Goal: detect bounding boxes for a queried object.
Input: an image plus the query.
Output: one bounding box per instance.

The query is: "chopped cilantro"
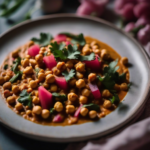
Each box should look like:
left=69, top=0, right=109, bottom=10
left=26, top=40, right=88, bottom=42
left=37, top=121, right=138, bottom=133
left=3, top=64, right=8, bottom=70
left=11, top=57, right=21, bottom=73
left=18, top=90, right=32, bottom=108
left=109, top=94, right=120, bottom=104
left=35, top=68, right=40, bottom=77
left=82, top=103, right=100, bottom=111
left=9, top=71, right=22, bottom=83
left=31, top=33, right=53, bottom=47
left=62, top=69, right=75, bottom=82
left=78, top=53, right=95, bottom=61
left=60, top=32, right=86, bottom=46
left=50, top=108, right=55, bottom=114
left=52, top=93, right=67, bottom=101
left=50, top=42, right=66, bottom=51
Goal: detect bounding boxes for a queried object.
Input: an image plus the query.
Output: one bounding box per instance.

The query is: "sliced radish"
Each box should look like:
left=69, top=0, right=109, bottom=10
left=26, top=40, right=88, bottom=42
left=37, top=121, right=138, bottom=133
left=38, top=86, right=53, bottom=109
left=65, top=41, right=71, bottom=45
left=53, top=114, right=64, bottom=123
left=89, top=83, right=101, bottom=99
left=43, top=54, right=57, bottom=70
left=28, top=45, right=40, bottom=57
left=74, top=104, right=83, bottom=118
left=83, top=55, right=101, bottom=71
left=55, top=76, right=68, bottom=91
left=54, top=34, right=67, bottom=43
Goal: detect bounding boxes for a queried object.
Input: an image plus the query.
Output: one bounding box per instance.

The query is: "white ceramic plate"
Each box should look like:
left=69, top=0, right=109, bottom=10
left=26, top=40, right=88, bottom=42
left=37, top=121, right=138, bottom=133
left=0, top=14, right=150, bottom=142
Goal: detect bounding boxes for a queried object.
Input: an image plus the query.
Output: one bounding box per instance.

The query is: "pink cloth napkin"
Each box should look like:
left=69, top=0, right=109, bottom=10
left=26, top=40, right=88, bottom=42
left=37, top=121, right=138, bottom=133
left=66, top=54, right=150, bottom=150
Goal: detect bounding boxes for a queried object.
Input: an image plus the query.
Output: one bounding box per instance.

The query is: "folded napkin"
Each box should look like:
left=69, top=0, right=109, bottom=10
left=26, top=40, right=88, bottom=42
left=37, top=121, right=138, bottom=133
left=66, top=79, right=150, bottom=150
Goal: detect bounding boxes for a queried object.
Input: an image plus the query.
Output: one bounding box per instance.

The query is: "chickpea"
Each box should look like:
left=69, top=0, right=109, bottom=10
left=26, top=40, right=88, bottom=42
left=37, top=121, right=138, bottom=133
left=54, top=102, right=63, bottom=112
left=75, top=62, right=85, bottom=72
left=76, top=72, right=84, bottom=79
left=12, top=49, right=19, bottom=58
left=23, top=66, right=33, bottom=74
left=0, top=76, right=5, bottom=85
left=26, top=110, right=32, bottom=115
left=4, top=90, right=12, bottom=98
left=68, top=93, right=78, bottom=102
left=45, top=74, right=55, bottom=84
left=93, top=49, right=100, bottom=55
left=102, top=89, right=112, bottom=98
left=68, top=117, right=78, bottom=124
left=66, top=105, right=75, bottom=114
left=4, top=75, right=10, bottom=82
left=121, top=57, right=128, bottom=65
left=92, top=45, right=99, bottom=50
left=35, top=54, right=43, bottom=63
left=79, top=95, right=88, bottom=104
left=57, top=62, right=66, bottom=71
left=21, top=58, right=29, bottom=68
left=38, top=72, right=45, bottom=82
left=12, top=85, right=20, bottom=94
left=41, top=109, right=50, bottom=119
left=29, top=59, right=37, bottom=67
left=69, top=78, right=76, bottom=86
left=80, top=107, right=89, bottom=116
left=32, top=96, right=40, bottom=104
left=45, top=71, right=53, bottom=76
left=15, top=103, right=23, bottom=111
left=27, top=88, right=33, bottom=93
left=43, top=82, right=50, bottom=89
left=50, top=84, right=58, bottom=92
left=3, top=82, right=11, bottom=90
left=76, top=79, right=85, bottom=88
left=91, top=41, right=98, bottom=47
left=28, top=41, right=34, bottom=47
left=81, top=88, right=91, bottom=97
left=40, top=47, right=46, bottom=52
left=7, top=96, right=16, bottom=104
left=25, top=54, right=31, bottom=59
left=29, top=80, right=38, bottom=89
left=53, top=67, right=61, bottom=76
left=66, top=60, right=74, bottom=69
left=114, top=84, right=120, bottom=92
left=32, top=106, right=42, bottom=115
left=88, top=73, right=96, bottom=82
left=101, top=49, right=110, bottom=60
left=120, top=83, right=128, bottom=91
left=82, top=46, right=91, bottom=55
left=89, top=110, right=97, bottom=119
left=19, top=84, right=28, bottom=91
left=103, top=100, right=112, bottom=109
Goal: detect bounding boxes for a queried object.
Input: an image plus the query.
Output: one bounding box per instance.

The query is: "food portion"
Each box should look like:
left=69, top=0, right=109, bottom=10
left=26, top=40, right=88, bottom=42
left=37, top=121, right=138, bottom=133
left=0, top=32, right=130, bottom=126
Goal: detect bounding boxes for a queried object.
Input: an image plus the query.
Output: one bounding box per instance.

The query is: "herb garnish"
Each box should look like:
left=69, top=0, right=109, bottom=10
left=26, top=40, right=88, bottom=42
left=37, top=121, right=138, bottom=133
left=62, top=69, right=75, bottom=82
left=50, top=108, right=55, bottom=114
left=35, top=68, right=41, bottom=77
left=60, top=32, right=86, bottom=46
left=18, top=90, right=32, bottom=108
left=78, top=53, right=95, bottom=61
left=52, top=93, right=67, bottom=101
left=109, top=94, right=120, bottom=104
left=11, top=57, right=21, bottom=73
left=3, top=64, right=8, bottom=70
left=50, top=42, right=66, bottom=51
left=9, top=71, right=22, bottom=83
left=82, top=103, right=100, bottom=111
left=31, top=33, right=53, bottom=47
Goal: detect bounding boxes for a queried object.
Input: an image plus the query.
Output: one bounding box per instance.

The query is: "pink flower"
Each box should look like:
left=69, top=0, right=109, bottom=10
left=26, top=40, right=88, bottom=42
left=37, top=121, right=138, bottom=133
left=76, top=0, right=108, bottom=17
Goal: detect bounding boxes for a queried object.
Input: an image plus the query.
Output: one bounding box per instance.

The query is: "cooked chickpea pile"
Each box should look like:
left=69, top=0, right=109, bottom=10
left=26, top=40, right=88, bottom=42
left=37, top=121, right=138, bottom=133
left=0, top=35, right=130, bottom=125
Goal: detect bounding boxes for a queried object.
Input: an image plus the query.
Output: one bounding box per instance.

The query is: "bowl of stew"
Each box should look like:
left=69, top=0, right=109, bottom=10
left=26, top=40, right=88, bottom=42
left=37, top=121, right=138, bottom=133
left=0, top=14, right=149, bottom=142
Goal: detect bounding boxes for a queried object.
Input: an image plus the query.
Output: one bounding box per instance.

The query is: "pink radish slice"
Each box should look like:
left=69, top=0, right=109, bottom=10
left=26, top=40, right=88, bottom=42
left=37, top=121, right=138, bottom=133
left=74, top=104, right=83, bottom=118
left=43, top=54, right=57, bottom=70
left=54, top=34, right=67, bottom=43
left=38, top=86, right=53, bottom=109
left=55, top=76, right=68, bottom=90
left=65, top=41, right=71, bottom=45
left=28, top=45, right=40, bottom=57
left=83, top=54, right=101, bottom=71
left=53, top=114, right=64, bottom=123
left=89, top=83, right=101, bottom=99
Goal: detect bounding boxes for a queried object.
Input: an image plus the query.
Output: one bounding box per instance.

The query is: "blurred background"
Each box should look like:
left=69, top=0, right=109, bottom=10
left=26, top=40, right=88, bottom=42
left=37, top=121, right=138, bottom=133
left=0, top=0, right=150, bottom=150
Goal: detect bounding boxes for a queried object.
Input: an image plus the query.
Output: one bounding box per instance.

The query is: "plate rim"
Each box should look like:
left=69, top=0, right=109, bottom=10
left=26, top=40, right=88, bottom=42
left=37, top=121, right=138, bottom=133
left=0, top=13, right=150, bottom=142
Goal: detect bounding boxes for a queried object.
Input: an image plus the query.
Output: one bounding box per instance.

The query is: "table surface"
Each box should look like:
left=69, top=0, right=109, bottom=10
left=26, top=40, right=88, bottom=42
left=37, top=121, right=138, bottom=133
left=0, top=1, right=117, bottom=150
